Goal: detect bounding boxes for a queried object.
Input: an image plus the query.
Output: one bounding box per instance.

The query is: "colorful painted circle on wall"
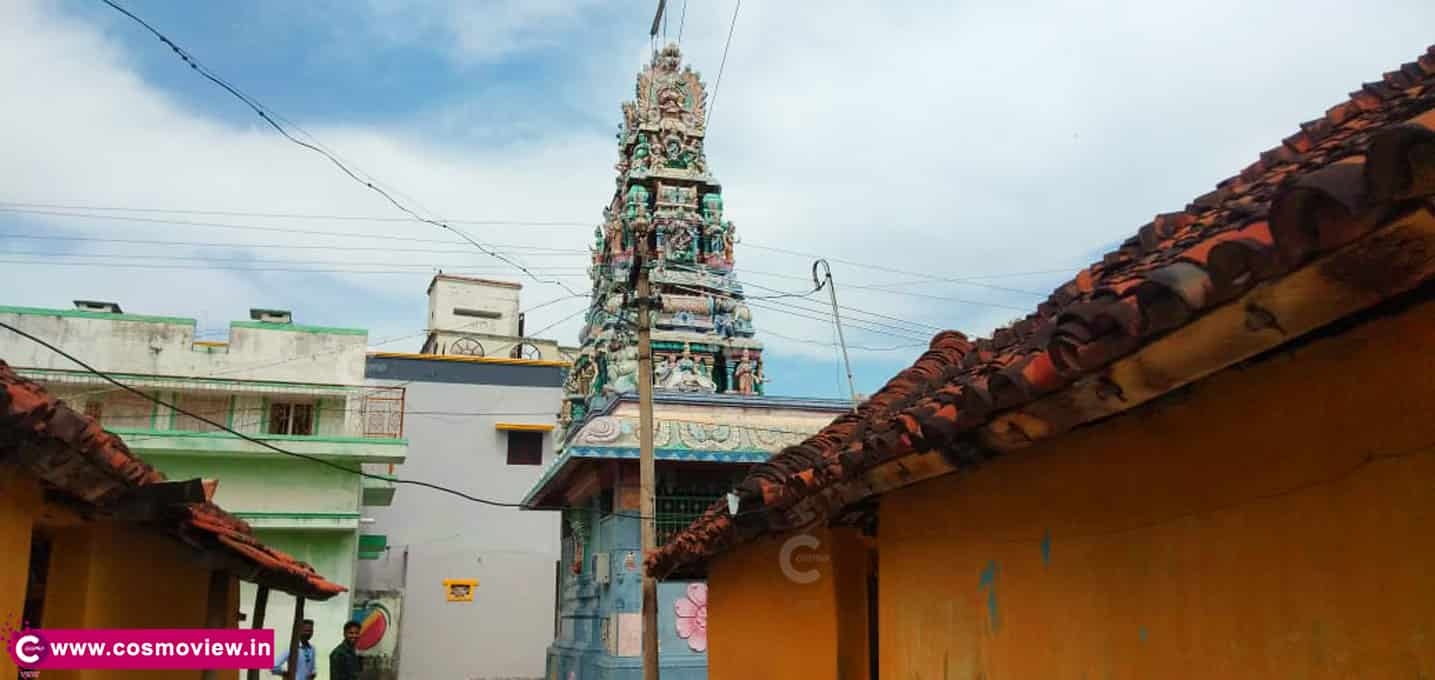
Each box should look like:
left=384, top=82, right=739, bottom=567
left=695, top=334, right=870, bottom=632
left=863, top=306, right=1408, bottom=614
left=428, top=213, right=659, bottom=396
left=351, top=602, right=391, bottom=652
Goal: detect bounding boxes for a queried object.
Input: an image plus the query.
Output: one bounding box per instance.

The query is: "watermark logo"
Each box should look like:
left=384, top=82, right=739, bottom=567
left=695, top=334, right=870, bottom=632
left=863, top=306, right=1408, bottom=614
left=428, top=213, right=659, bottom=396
left=12, top=631, right=49, bottom=666
left=778, top=533, right=829, bottom=584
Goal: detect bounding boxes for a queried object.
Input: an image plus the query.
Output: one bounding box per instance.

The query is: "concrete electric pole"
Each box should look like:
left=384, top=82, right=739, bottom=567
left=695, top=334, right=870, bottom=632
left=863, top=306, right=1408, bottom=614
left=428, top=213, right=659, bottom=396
left=634, top=212, right=661, bottom=680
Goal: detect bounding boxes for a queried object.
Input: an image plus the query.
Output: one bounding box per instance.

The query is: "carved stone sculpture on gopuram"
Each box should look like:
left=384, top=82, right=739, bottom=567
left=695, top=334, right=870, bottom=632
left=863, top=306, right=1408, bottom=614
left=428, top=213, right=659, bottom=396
left=560, top=44, right=766, bottom=431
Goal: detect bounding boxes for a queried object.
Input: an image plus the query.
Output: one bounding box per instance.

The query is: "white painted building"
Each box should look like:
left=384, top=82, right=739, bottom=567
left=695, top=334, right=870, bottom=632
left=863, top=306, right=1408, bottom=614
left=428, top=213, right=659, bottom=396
left=422, top=274, right=580, bottom=362
left=0, top=301, right=408, bottom=679
left=356, top=275, right=569, bottom=680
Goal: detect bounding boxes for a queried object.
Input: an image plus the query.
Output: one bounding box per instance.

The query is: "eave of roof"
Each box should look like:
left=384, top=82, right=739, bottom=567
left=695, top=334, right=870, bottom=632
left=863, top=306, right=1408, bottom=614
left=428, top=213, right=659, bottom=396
left=647, top=45, right=1435, bottom=579
left=0, top=361, right=346, bottom=600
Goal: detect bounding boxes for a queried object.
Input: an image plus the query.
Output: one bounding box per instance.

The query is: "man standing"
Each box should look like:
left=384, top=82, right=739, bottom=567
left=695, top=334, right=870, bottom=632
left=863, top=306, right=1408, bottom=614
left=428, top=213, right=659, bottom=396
left=272, top=619, right=317, bottom=680
left=329, top=621, right=364, bottom=680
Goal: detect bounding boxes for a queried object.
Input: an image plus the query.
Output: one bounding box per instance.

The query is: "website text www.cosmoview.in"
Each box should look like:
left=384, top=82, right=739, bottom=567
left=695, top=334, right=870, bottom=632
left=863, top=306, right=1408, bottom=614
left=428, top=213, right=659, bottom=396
left=8, top=628, right=275, bottom=671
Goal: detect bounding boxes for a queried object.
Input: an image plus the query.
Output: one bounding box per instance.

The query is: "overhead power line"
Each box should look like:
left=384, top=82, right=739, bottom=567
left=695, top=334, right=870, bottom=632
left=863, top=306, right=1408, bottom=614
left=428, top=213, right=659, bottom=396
left=0, top=202, right=592, bottom=228
left=739, top=278, right=943, bottom=332
left=0, top=231, right=586, bottom=255
left=759, top=326, right=926, bottom=352
left=706, top=0, right=742, bottom=129
left=658, top=277, right=936, bottom=340
left=1, top=317, right=528, bottom=509
left=741, top=242, right=1045, bottom=297
left=525, top=306, right=591, bottom=339
left=97, top=0, right=583, bottom=296
left=0, top=320, right=852, bottom=522
left=0, top=201, right=1076, bottom=292
left=0, top=251, right=593, bottom=270
left=735, top=268, right=1034, bottom=311
left=0, top=207, right=573, bottom=245
left=659, top=282, right=938, bottom=342
left=0, top=259, right=592, bottom=277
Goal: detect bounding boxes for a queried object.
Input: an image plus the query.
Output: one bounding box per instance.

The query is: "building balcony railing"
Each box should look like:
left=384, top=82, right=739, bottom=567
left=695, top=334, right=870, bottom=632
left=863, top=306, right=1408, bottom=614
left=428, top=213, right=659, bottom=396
left=358, top=386, right=406, bottom=439
left=18, top=368, right=409, bottom=443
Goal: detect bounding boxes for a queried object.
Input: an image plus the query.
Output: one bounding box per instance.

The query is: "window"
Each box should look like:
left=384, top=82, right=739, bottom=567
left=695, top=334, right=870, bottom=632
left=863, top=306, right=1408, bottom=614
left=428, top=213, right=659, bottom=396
left=506, top=431, right=543, bottom=465
left=268, top=402, right=315, bottom=436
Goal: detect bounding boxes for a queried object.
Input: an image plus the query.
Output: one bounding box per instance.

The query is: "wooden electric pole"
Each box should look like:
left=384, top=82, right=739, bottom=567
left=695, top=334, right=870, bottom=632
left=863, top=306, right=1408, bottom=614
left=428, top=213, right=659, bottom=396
left=635, top=214, right=661, bottom=680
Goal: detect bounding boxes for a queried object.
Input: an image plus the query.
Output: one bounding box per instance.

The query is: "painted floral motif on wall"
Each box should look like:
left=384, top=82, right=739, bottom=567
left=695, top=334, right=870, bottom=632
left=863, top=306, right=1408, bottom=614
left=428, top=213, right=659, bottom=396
left=673, top=583, right=708, bottom=652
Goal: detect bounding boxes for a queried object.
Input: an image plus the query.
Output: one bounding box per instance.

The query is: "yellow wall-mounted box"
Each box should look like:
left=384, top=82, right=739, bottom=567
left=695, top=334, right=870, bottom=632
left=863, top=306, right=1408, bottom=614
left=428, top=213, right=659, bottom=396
left=443, top=578, right=478, bottom=602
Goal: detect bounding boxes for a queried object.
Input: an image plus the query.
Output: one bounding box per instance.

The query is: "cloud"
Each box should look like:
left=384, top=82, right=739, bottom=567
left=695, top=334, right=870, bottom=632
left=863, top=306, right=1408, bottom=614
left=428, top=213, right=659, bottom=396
left=358, top=0, right=619, bottom=66
left=0, top=0, right=609, bottom=348
left=2, top=0, right=1433, bottom=378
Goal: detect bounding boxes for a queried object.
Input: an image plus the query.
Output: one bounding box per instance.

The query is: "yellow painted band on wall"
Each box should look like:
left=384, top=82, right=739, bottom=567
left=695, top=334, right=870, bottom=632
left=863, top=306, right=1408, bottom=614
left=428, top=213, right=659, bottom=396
left=369, top=351, right=570, bottom=368
left=495, top=423, right=555, bottom=432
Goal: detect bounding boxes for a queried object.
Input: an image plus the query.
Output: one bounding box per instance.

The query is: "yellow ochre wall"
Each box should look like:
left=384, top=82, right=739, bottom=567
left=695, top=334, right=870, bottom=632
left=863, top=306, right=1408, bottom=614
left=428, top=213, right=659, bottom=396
left=703, top=296, right=1435, bottom=679
left=707, top=526, right=873, bottom=680
left=0, top=472, right=43, bottom=678
left=878, top=297, right=1435, bottom=679
left=42, top=522, right=239, bottom=680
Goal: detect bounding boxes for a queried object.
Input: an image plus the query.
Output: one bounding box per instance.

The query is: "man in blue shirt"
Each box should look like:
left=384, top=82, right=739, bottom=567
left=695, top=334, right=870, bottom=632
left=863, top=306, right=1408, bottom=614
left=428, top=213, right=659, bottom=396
left=272, top=619, right=317, bottom=680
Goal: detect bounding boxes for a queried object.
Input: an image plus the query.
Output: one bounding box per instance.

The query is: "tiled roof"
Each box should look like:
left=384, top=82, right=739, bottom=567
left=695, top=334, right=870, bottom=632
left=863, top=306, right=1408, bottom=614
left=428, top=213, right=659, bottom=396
left=0, top=361, right=346, bottom=600
left=648, top=45, right=1435, bottom=578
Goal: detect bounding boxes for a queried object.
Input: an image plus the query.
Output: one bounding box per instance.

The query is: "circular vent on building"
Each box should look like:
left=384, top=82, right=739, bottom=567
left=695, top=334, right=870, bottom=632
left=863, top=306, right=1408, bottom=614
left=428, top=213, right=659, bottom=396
left=511, top=342, right=542, bottom=360
left=450, top=336, right=486, bottom=357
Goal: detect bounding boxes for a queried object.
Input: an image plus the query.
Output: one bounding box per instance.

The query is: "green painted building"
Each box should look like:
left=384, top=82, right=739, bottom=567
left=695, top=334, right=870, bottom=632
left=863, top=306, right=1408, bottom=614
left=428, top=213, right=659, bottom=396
left=0, top=302, right=407, bottom=679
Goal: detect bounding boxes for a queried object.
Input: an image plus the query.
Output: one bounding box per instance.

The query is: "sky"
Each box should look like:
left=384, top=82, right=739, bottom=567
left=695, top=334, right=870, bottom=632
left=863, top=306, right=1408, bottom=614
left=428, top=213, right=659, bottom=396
left=1, top=0, right=1432, bottom=399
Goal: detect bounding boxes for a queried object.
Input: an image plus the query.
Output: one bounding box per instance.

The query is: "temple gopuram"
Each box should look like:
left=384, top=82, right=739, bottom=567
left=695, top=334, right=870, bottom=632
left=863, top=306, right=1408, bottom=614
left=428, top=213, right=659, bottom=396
left=522, top=45, right=851, bottom=680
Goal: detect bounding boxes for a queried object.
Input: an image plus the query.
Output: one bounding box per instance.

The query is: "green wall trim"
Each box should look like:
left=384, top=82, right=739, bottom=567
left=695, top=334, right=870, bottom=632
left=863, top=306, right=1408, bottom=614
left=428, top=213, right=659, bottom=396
left=230, top=320, right=368, bottom=336
left=260, top=397, right=270, bottom=434
left=18, top=367, right=357, bottom=392
left=313, top=399, right=323, bottom=435
left=0, top=305, right=196, bottom=326
left=106, top=427, right=408, bottom=446
left=149, top=392, right=160, bottom=430
left=233, top=512, right=362, bottom=519
left=226, top=395, right=236, bottom=429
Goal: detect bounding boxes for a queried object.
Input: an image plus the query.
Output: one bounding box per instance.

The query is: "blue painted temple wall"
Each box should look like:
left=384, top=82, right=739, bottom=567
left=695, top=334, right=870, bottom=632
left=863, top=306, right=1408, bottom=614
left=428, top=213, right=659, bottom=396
left=546, top=503, right=707, bottom=680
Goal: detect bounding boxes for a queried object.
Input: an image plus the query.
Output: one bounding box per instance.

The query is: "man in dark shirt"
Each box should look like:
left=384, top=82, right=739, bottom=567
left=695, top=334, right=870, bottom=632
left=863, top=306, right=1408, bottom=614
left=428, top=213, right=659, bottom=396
left=329, top=622, right=363, bottom=680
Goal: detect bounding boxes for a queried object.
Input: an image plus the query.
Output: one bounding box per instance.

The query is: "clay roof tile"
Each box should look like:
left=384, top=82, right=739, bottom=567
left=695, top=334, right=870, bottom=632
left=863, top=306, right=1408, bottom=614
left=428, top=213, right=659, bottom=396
left=0, top=363, right=345, bottom=600
left=645, top=44, right=1435, bottom=579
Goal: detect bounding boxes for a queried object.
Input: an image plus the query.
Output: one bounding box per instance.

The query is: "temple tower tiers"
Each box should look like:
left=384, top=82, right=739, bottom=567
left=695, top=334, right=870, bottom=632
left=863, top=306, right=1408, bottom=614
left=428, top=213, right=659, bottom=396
left=561, top=44, right=766, bottom=429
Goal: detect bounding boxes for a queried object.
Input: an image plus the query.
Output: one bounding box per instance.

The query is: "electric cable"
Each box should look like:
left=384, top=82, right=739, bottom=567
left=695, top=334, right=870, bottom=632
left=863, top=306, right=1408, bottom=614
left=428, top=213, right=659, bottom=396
left=677, top=0, right=688, bottom=42
left=0, top=202, right=1081, bottom=293
left=1, top=318, right=526, bottom=509
left=0, top=202, right=591, bottom=227
left=661, top=262, right=944, bottom=333
left=660, top=281, right=939, bottom=342
left=0, top=259, right=593, bottom=277
left=96, top=0, right=584, bottom=296
left=1, top=319, right=838, bottom=522
left=0, top=231, right=586, bottom=255
left=0, top=251, right=592, bottom=269
left=705, top=0, right=741, bottom=128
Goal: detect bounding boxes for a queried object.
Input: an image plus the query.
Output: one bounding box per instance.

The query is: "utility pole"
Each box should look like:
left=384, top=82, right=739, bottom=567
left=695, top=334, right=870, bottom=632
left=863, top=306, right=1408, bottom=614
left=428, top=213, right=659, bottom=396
left=634, top=212, right=661, bottom=680
left=814, top=259, right=860, bottom=411
left=649, top=0, right=668, bottom=38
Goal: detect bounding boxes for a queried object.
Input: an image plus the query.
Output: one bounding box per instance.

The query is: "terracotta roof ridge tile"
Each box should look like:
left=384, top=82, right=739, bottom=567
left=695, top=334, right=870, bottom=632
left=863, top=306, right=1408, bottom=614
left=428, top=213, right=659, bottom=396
left=0, top=360, right=345, bottom=599
left=645, top=44, right=1435, bottom=579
